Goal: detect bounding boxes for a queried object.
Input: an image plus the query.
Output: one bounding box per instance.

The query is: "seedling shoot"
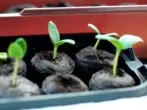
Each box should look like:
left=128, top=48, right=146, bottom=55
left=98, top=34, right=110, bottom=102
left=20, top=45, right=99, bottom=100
left=95, top=34, right=143, bottom=78
left=48, top=21, right=75, bottom=59
left=88, top=24, right=118, bottom=49
left=8, top=38, right=27, bottom=87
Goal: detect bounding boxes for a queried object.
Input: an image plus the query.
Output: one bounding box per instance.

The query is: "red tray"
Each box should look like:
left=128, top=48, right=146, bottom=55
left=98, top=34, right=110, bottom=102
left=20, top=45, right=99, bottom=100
left=0, top=5, right=147, bottom=58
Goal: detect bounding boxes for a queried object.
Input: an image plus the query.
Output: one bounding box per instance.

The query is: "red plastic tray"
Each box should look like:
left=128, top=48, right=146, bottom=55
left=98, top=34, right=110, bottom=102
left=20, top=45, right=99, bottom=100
left=0, top=5, right=147, bottom=58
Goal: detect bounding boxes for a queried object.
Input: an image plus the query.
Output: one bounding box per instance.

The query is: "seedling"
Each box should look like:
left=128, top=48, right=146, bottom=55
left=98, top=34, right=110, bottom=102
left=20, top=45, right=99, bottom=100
left=95, top=34, right=143, bottom=78
left=88, top=24, right=118, bottom=49
left=8, top=38, right=27, bottom=87
left=48, top=21, right=75, bottom=59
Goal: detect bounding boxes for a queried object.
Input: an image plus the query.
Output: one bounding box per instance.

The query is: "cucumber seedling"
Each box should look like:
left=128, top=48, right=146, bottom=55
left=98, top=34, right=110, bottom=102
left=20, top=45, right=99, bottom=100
left=95, top=34, right=143, bottom=78
left=88, top=23, right=118, bottom=49
left=8, top=38, right=27, bottom=87
left=48, top=21, right=75, bottom=59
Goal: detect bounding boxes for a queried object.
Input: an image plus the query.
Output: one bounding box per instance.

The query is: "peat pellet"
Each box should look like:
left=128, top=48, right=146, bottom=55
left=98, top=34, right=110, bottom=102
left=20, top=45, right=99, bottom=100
left=42, top=74, right=88, bottom=94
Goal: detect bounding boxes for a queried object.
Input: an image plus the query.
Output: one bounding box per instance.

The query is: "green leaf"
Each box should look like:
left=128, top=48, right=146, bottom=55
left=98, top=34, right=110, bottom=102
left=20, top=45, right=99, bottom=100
left=119, top=34, right=144, bottom=50
left=61, top=39, right=75, bottom=45
left=15, top=38, right=27, bottom=55
left=0, top=52, right=8, bottom=60
left=95, top=34, right=123, bottom=49
left=105, top=33, right=119, bottom=37
left=55, top=39, right=75, bottom=47
left=8, top=43, right=24, bottom=59
left=88, top=24, right=100, bottom=34
left=48, top=21, right=60, bottom=45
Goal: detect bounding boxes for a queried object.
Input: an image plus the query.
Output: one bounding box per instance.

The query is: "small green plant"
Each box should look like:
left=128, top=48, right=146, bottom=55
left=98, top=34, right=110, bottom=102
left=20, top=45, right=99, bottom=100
left=88, top=24, right=118, bottom=49
left=48, top=21, right=75, bottom=59
left=7, top=38, right=27, bottom=87
left=95, top=34, right=143, bottom=78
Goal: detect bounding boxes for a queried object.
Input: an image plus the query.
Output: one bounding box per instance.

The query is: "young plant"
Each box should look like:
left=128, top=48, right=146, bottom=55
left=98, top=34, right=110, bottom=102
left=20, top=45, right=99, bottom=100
left=88, top=24, right=118, bottom=49
left=95, top=34, right=143, bottom=78
left=48, top=21, right=75, bottom=59
left=8, top=38, right=27, bottom=87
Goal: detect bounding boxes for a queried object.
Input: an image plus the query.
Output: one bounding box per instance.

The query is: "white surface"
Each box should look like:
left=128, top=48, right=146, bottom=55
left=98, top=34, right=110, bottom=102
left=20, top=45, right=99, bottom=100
left=23, top=96, right=147, bottom=110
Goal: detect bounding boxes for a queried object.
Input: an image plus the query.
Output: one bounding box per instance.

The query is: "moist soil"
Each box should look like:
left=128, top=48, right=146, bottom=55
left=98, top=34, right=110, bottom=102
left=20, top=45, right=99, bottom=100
left=0, top=75, right=40, bottom=97
left=76, top=46, right=114, bottom=83
left=89, top=67, right=135, bottom=90
left=31, top=51, right=75, bottom=85
left=0, top=59, right=27, bottom=76
left=31, top=51, right=75, bottom=75
left=41, top=74, right=88, bottom=94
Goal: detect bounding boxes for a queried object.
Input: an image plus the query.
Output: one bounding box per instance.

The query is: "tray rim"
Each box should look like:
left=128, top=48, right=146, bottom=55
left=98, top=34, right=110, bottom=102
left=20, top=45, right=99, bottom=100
left=20, top=5, right=147, bottom=16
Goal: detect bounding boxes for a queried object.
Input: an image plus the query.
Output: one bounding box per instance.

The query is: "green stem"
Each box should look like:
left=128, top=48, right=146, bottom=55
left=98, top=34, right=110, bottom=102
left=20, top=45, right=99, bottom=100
left=113, top=49, right=121, bottom=78
left=12, top=58, right=19, bottom=87
left=53, top=46, right=58, bottom=59
left=93, top=40, right=100, bottom=49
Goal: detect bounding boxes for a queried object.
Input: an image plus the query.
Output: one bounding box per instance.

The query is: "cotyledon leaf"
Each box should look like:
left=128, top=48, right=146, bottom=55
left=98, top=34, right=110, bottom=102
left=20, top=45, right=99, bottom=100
left=48, top=21, right=60, bottom=45
left=95, top=34, right=123, bottom=49
left=15, top=38, right=27, bottom=55
left=0, top=52, right=8, bottom=60
left=119, top=34, right=144, bottom=50
left=105, top=32, right=119, bottom=37
left=55, top=39, right=75, bottom=47
left=88, top=24, right=100, bottom=34
left=8, top=43, right=24, bottom=59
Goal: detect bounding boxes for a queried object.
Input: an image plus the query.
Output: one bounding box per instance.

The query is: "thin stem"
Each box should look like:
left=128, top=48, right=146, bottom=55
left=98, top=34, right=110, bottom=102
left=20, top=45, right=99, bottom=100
left=113, top=49, right=121, bottom=78
left=53, top=46, right=58, bottom=59
left=12, top=58, right=19, bottom=87
left=93, top=40, right=100, bottom=49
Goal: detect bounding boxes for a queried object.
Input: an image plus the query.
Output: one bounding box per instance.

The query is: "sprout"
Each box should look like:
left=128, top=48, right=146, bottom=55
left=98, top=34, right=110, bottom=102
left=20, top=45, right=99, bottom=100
left=0, top=52, right=8, bottom=60
left=48, top=21, right=75, bottom=59
left=95, top=34, right=143, bottom=78
left=88, top=24, right=118, bottom=49
left=8, top=38, right=27, bottom=87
